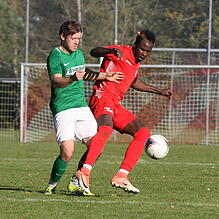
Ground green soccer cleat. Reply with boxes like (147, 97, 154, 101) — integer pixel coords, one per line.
(44, 184, 56, 195)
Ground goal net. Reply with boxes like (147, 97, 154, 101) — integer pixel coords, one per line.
(0, 79, 20, 141)
(20, 59, 219, 145)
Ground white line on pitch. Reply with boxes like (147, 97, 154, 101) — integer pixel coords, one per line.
(0, 197, 218, 208)
(138, 159, 219, 166)
(0, 158, 219, 166)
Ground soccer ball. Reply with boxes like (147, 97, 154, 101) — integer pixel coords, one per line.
(145, 135, 169, 159)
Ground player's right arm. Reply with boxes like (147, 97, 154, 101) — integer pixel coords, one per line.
(50, 69, 123, 88)
(90, 47, 123, 60)
(51, 71, 85, 88)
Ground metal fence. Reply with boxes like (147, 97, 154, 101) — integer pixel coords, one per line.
(20, 55, 219, 145)
(1, 46, 219, 144)
(0, 79, 20, 141)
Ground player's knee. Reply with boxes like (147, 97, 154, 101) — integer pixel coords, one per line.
(60, 140, 74, 162)
(61, 152, 72, 162)
(82, 136, 93, 147)
(97, 126, 113, 142)
(93, 126, 113, 143)
(134, 127, 150, 141)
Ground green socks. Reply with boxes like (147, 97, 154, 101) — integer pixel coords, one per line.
(50, 155, 67, 183)
(77, 150, 88, 170)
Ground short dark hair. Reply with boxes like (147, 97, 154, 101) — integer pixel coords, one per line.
(135, 29, 156, 45)
(59, 20, 82, 37)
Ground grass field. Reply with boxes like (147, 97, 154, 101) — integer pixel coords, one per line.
(0, 141, 218, 219)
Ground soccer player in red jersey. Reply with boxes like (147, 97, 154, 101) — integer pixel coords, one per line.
(75, 30, 172, 194)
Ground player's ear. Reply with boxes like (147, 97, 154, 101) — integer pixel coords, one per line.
(60, 33, 66, 41)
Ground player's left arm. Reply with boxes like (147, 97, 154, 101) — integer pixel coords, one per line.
(90, 47, 123, 60)
(84, 68, 124, 83)
(131, 78, 172, 99)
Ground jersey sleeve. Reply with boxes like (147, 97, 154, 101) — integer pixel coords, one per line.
(103, 45, 121, 61)
(47, 51, 62, 77)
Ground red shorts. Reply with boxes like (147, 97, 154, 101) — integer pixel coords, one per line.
(89, 95, 137, 132)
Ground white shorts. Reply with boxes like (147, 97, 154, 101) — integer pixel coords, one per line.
(53, 107, 97, 144)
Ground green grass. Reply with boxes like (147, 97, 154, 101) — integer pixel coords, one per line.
(0, 141, 218, 219)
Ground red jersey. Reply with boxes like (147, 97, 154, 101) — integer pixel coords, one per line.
(93, 45, 140, 101)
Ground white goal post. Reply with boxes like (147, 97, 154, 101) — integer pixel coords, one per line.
(20, 62, 219, 145)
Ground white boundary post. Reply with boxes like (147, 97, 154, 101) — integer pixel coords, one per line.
(168, 51, 175, 130)
(205, 0, 213, 145)
(20, 64, 24, 142)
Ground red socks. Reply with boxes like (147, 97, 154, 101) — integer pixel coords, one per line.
(84, 126, 113, 166)
(119, 127, 150, 172)
(83, 126, 150, 175)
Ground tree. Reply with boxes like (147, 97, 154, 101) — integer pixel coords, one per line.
(0, 0, 219, 78)
(0, 0, 24, 77)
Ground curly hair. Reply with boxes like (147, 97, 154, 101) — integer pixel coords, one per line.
(135, 29, 156, 45)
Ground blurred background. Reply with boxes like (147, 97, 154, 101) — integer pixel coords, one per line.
(2, 0, 219, 77)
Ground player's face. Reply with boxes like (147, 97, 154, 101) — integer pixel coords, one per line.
(60, 32, 82, 53)
(134, 39, 153, 62)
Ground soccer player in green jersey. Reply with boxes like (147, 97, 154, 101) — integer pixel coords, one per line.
(44, 20, 123, 195)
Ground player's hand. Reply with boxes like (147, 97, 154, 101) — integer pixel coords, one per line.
(75, 70, 85, 80)
(106, 72, 124, 83)
(160, 88, 172, 99)
(111, 48, 123, 60)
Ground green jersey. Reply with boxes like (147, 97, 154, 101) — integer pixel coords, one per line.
(47, 47, 88, 115)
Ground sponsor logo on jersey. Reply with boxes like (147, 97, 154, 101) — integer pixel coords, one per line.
(65, 65, 85, 76)
(104, 107, 113, 114)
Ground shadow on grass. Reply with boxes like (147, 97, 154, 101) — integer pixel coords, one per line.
(0, 185, 102, 197)
(65, 192, 101, 197)
(0, 185, 38, 193)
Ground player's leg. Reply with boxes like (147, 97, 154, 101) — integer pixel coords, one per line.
(74, 97, 115, 193)
(67, 150, 90, 195)
(76, 149, 88, 171)
(111, 106, 150, 193)
(83, 114, 113, 167)
(76, 114, 113, 193)
(67, 107, 98, 195)
(82, 95, 115, 169)
(119, 118, 150, 173)
(44, 109, 76, 194)
(44, 140, 74, 194)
